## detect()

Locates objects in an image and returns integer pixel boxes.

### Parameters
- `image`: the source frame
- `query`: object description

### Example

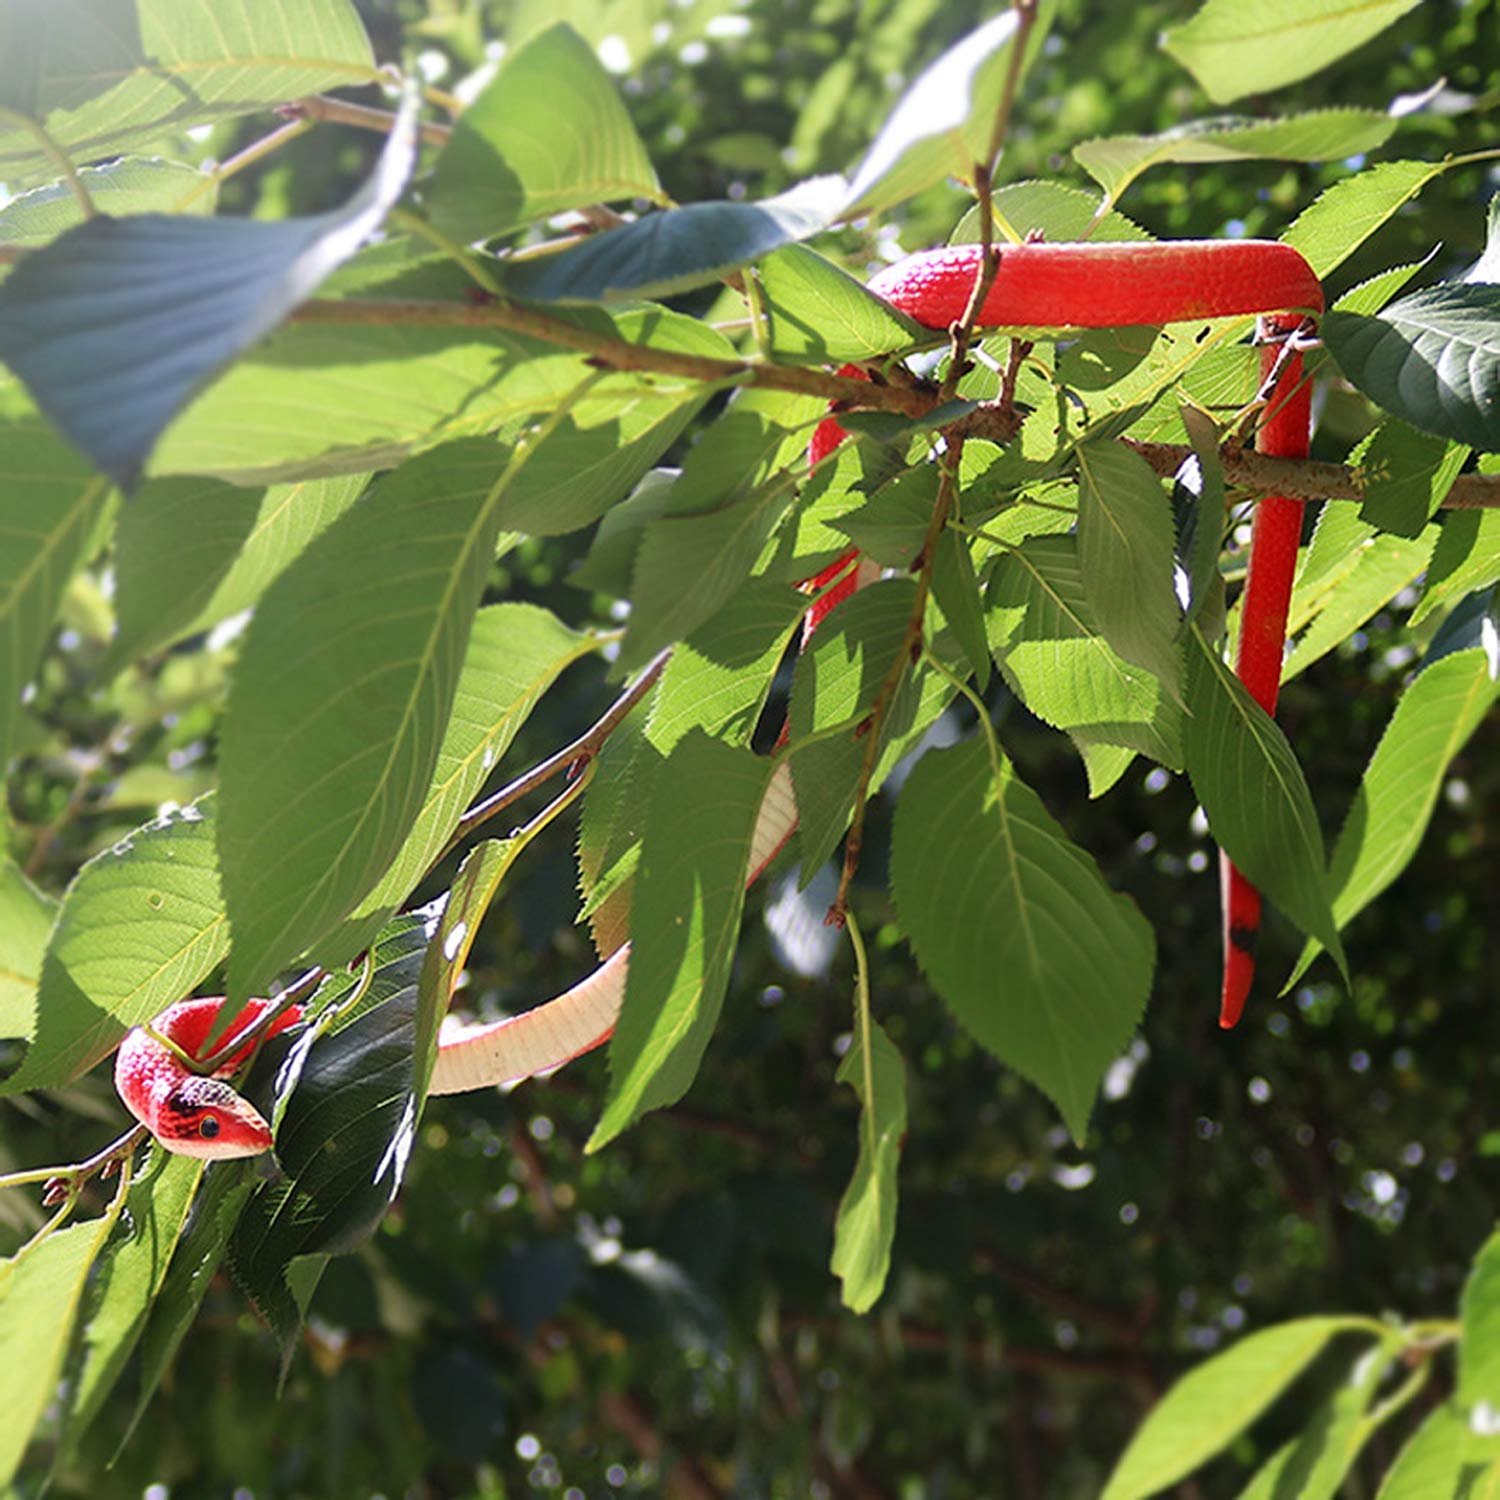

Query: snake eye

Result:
[198,1116,220,1140]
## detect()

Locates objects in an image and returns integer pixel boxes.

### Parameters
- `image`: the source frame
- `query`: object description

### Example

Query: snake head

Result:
[155,1075,276,1160]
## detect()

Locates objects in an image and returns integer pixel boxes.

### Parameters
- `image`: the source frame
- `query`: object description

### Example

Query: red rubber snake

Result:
[116,239,1322,1158]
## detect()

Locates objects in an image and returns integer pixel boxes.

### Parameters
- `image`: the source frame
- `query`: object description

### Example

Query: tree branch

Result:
[290,297,1500,509]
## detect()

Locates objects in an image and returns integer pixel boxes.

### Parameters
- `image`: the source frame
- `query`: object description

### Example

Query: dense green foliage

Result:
[0,0,1497,1496]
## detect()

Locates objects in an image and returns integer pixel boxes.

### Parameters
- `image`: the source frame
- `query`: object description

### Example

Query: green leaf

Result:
[0,89,417,489]
[570,467,677,600]
[985,536,1182,768]
[0,393,112,769]
[891,737,1154,1142]
[0,0,377,186]
[1324,284,1500,452]
[588,734,775,1151]
[841,8,1050,219]
[1460,1227,1500,1409]
[621,389,822,668]
[148,319,593,485]
[231,915,435,1338]
[110,473,370,664]
[118,1162,254,1455]
[757,244,925,363]
[1231,1338,1398,1500]
[1176,404,1228,628]
[576,693,662,957]
[426,23,660,243]
[831,1020,907,1314]
[1075,437,1182,690]
[1415,507,1500,625]
[0,1199,127,1486]
[789,580,914,876]
[323,603,595,962]
[1162,0,1422,104]
[951,179,1151,245]
[1283,160,1447,280]
[502,177,844,303]
[931,530,990,688]
[1356,421,1470,537]
[831,466,939,569]
[1468,192,1500,284]
[647,581,808,755]
[415,841,525,1090]
[1183,630,1346,976]
[1101,1317,1374,1500]
[0,859,51,1057]
[0,801,226,1095]
[492,382,709,537]
[1282,524,1437,683]
[1376,1402,1500,1499]
[1074,110,1393,202]
[219,440,512,1001]
[1333,255,1438,318]
[58,1153,205,1452]
[0,158,217,249]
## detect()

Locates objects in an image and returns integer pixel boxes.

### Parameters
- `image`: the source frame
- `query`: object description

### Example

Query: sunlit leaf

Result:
[891,736,1153,1141]
[841,8,1051,219]
[1162,0,1422,104]
[757,244,924,362]
[1414,505,1500,625]
[985,535,1182,768]
[0,158,216,249]
[1075,111,1392,202]
[0,859,55,1046]
[1075,437,1182,690]
[0,0,376,185]
[219,440,511,1001]
[426,22,660,243]
[110,473,371,664]
[0,801,226,1095]
[831,1019,906,1314]
[0,90,417,487]
[588,734,775,1150]
[1459,1226,1500,1408]
[1101,1317,1375,1499]
[1376,1402,1500,1499]
[1283,160,1447,280]
[58,1153,205,1451]
[0,1196,127,1486]
[323,603,595,963]
[0,391,111,769]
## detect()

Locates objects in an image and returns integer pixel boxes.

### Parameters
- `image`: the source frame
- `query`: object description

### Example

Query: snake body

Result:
[116,240,1322,1158]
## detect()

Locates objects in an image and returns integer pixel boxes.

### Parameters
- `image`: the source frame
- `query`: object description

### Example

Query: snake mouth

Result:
[156,1076,277,1160]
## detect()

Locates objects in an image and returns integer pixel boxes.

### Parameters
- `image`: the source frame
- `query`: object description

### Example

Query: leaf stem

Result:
[843,907,877,1162]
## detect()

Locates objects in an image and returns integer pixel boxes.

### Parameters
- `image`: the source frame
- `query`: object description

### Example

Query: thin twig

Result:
[444,648,673,855]
[828,445,964,925]
[284,93,452,148]
[285,302,1500,509]
[291,296,939,414]
[0,1124,147,1201]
